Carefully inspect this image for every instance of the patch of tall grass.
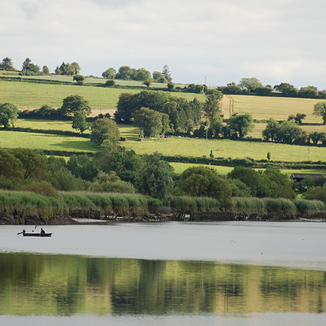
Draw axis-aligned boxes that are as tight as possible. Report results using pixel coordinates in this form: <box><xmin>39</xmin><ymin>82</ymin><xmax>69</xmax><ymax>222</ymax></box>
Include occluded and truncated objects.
<box><xmin>170</xmin><ymin>196</ymin><xmax>221</xmax><ymax>212</ymax></box>
<box><xmin>232</xmin><ymin>197</ymin><xmax>266</xmax><ymax>214</ymax></box>
<box><xmin>262</xmin><ymin>198</ymin><xmax>297</xmax><ymax>217</ymax></box>
<box><xmin>294</xmin><ymin>198</ymin><xmax>326</xmax><ymax>214</ymax></box>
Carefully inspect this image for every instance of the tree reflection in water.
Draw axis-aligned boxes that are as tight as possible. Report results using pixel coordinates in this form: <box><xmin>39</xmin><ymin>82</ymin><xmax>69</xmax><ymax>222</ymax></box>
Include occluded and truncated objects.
<box><xmin>0</xmin><ymin>252</ymin><xmax>325</xmax><ymax>316</ymax></box>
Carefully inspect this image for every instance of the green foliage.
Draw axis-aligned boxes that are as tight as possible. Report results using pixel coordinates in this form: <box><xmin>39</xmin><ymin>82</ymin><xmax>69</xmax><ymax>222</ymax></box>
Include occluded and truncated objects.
<box><xmin>232</xmin><ymin>197</ymin><xmax>266</xmax><ymax>214</ymax></box>
<box><xmin>0</xmin><ymin>57</ymin><xmax>15</xmax><ymax>71</ymax></box>
<box><xmin>288</xmin><ymin>113</ymin><xmax>306</xmax><ymax>124</ymax></box>
<box><xmin>73</xmin><ymin>75</ymin><xmax>85</xmax><ymax>85</ymax></box>
<box><xmin>20</xmin><ymin>58</ymin><xmax>40</xmax><ymax>76</ymax></box>
<box><xmin>55</xmin><ymin>62</ymin><xmax>80</xmax><ymax>75</ymax></box>
<box><xmin>20</xmin><ymin>181</ymin><xmax>58</xmax><ymax>197</ymax></box>
<box><xmin>94</xmin><ymin>145</ymin><xmax>142</xmax><ymax>183</ymax></box>
<box><xmin>72</xmin><ymin>111</ymin><xmax>89</xmax><ymax>134</ymax></box>
<box><xmin>178</xmin><ymin>166</ymin><xmax>233</xmax><ymax>210</ymax></box>
<box><xmin>303</xmin><ymin>185</ymin><xmax>326</xmax><ymax>203</ymax></box>
<box><xmin>9</xmin><ymin>148</ymin><xmax>47</xmax><ymax>179</ymax></box>
<box><xmin>204</xmin><ymin>90</ymin><xmax>223</xmax><ymax>120</ymax></box>
<box><xmin>0</xmin><ymin>149</ymin><xmax>24</xmax><ymax>179</ymax></box>
<box><xmin>105</xmin><ymin>79</ymin><xmax>115</xmax><ymax>87</ymax></box>
<box><xmin>227</xmin><ymin>113</ymin><xmax>254</xmax><ymax>138</ymax></box>
<box><xmin>294</xmin><ymin>198</ymin><xmax>325</xmax><ymax>214</ymax></box>
<box><xmin>274</xmin><ymin>83</ymin><xmax>298</xmax><ymax>97</ymax></box>
<box><xmin>0</xmin><ymin>102</ymin><xmax>18</xmax><ymax>128</ymax></box>
<box><xmin>162</xmin><ymin>65</ymin><xmax>172</xmax><ymax>82</ymax></box>
<box><xmin>90</xmin><ymin>118</ymin><xmax>120</xmax><ymax>145</ymax></box>
<box><xmin>262</xmin><ymin>198</ymin><xmax>297</xmax><ymax>217</ymax></box>
<box><xmin>133</xmin><ymin>107</ymin><xmax>169</xmax><ymax>137</ymax></box>
<box><xmin>263</xmin><ymin>119</ymin><xmax>305</xmax><ymax>144</ymax></box>
<box><xmin>209</xmin><ymin>115</ymin><xmax>224</xmax><ymax>138</ymax></box>
<box><xmin>228</xmin><ymin>167</ymin><xmax>272</xmax><ymax>198</ymax></box>
<box><xmin>60</xmin><ymin>95</ymin><xmax>92</xmax><ymax>117</ymax></box>
<box><xmin>239</xmin><ymin>77</ymin><xmax>263</xmax><ymax>92</ymax></box>
<box><xmin>313</xmin><ymin>102</ymin><xmax>326</xmax><ymax>124</ymax></box>
<box><xmin>135</xmin><ymin>152</ymin><xmax>174</xmax><ymax>201</ymax></box>
<box><xmin>89</xmin><ymin>171</ymin><xmax>135</xmax><ymax>193</ymax></box>
<box><xmin>102</xmin><ymin>68</ymin><xmax>116</xmax><ymax>79</ymax></box>
<box><xmin>67</xmin><ymin>154</ymin><xmax>99</xmax><ymax>181</ymax></box>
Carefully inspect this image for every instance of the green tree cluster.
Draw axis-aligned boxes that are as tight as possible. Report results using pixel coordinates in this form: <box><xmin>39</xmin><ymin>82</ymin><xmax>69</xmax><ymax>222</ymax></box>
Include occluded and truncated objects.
<box><xmin>0</xmin><ymin>57</ymin><xmax>15</xmax><ymax>71</ymax></box>
<box><xmin>20</xmin><ymin>58</ymin><xmax>40</xmax><ymax>75</ymax></box>
<box><xmin>115</xmin><ymin>90</ymin><xmax>202</xmax><ymax>134</ymax></box>
<box><xmin>55</xmin><ymin>62</ymin><xmax>80</xmax><ymax>75</ymax></box>
<box><xmin>133</xmin><ymin>107</ymin><xmax>170</xmax><ymax>138</ymax></box>
<box><xmin>0</xmin><ymin>103</ymin><xmax>19</xmax><ymax>128</ymax></box>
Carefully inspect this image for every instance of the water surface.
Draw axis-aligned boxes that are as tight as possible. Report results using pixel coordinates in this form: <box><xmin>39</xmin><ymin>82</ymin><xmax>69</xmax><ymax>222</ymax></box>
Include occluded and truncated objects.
<box><xmin>1</xmin><ymin>222</ymin><xmax>325</xmax><ymax>325</ymax></box>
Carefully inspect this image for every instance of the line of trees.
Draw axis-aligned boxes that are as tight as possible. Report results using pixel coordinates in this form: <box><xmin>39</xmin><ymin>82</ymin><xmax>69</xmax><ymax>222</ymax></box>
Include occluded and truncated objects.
<box><xmin>218</xmin><ymin>78</ymin><xmax>326</xmax><ymax>99</ymax></box>
<box><xmin>2</xmin><ymin>144</ymin><xmax>325</xmax><ymax>212</ymax></box>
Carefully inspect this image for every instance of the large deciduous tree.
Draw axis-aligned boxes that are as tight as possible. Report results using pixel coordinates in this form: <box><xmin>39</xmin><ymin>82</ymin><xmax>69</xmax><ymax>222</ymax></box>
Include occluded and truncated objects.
<box><xmin>239</xmin><ymin>78</ymin><xmax>263</xmax><ymax>92</ymax></box>
<box><xmin>72</xmin><ymin>111</ymin><xmax>89</xmax><ymax>133</ymax></box>
<box><xmin>135</xmin><ymin>152</ymin><xmax>174</xmax><ymax>201</ymax></box>
<box><xmin>313</xmin><ymin>102</ymin><xmax>326</xmax><ymax>124</ymax></box>
<box><xmin>133</xmin><ymin>107</ymin><xmax>170</xmax><ymax>138</ymax></box>
<box><xmin>60</xmin><ymin>95</ymin><xmax>92</xmax><ymax>117</ymax></box>
<box><xmin>102</xmin><ymin>68</ymin><xmax>116</xmax><ymax>79</ymax></box>
<box><xmin>0</xmin><ymin>103</ymin><xmax>19</xmax><ymax>128</ymax></box>
<box><xmin>0</xmin><ymin>57</ymin><xmax>15</xmax><ymax>71</ymax></box>
<box><xmin>179</xmin><ymin>166</ymin><xmax>233</xmax><ymax>209</ymax></box>
<box><xmin>9</xmin><ymin>148</ymin><xmax>47</xmax><ymax>179</ymax></box>
<box><xmin>90</xmin><ymin>118</ymin><xmax>120</xmax><ymax>145</ymax></box>
<box><xmin>227</xmin><ymin>113</ymin><xmax>254</xmax><ymax>138</ymax></box>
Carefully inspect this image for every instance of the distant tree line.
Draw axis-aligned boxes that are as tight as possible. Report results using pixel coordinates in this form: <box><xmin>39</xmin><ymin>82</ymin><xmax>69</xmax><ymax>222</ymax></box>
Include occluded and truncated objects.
<box><xmin>218</xmin><ymin>78</ymin><xmax>326</xmax><ymax>100</ymax></box>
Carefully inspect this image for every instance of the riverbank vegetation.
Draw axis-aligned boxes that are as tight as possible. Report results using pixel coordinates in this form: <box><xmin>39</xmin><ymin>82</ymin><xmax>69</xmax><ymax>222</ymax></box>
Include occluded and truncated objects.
<box><xmin>1</xmin><ymin>64</ymin><xmax>326</xmax><ymax>222</ymax></box>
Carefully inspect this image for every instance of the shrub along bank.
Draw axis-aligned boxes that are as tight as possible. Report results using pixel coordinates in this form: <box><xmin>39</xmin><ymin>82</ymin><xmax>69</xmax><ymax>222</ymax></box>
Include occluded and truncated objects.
<box><xmin>0</xmin><ymin>190</ymin><xmax>325</xmax><ymax>225</ymax></box>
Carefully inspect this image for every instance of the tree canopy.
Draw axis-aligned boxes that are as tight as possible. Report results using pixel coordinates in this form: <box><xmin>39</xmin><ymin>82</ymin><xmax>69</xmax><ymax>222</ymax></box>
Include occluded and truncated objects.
<box><xmin>60</xmin><ymin>95</ymin><xmax>92</xmax><ymax>117</ymax></box>
<box><xmin>227</xmin><ymin>113</ymin><xmax>254</xmax><ymax>138</ymax></box>
<box><xmin>178</xmin><ymin>166</ymin><xmax>233</xmax><ymax>209</ymax></box>
<box><xmin>135</xmin><ymin>153</ymin><xmax>174</xmax><ymax>201</ymax></box>
<box><xmin>90</xmin><ymin>118</ymin><xmax>120</xmax><ymax>145</ymax></box>
<box><xmin>313</xmin><ymin>102</ymin><xmax>326</xmax><ymax>124</ymax></box>
<box><xmin>0</xmin><ymin>103</ymin><xmax>19</xmax><ymax>128</ymax></box>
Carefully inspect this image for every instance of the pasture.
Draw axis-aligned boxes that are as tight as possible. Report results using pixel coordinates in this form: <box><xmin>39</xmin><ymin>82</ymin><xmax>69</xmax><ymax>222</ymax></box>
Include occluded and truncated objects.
<box><xmin>0</xmin><ymin>80</ymin><xmax>206</xmax><ymax>116</ymax></box>
<box><xmin>7</xmin><ymin>119</ymin><xmax>326</xmax><ymax>163</ymax></box>
<box><xmin>122</xmin><ymin>137</ymin><xmax>326</xmax><ymax>163</ymax></box>
<box><xmin>0</xmin><ymin>131</ymin><xmax>97</xmax><ymax>152</ymax></box>
<box><xmin>169</xmin><ymin>162</ymin><xmax>326</xmax><ymax>176</ymax></box>
<box><xmin>1</xmin><ymin>78</ymin><xmax>326</xmax><ymax>124</ymax></box>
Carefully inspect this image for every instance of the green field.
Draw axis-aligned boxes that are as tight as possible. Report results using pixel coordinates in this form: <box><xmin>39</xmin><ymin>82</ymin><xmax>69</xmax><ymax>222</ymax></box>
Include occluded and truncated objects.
<box><xmin>122</xmin><ymin>137</ymin><xmax>326</xmax><ymax>162</ymax></box>
<box><xmin>4</xmin><ymin>119</ymin><xmax>326</xmax><ymax>163</ymax></box>
<box><xmin>0</xmin><ymin>131</ymin><xmax>97</xmax><ymax>152</ymax></box>
<box><xmin>1</xmin><ymin>78</ymin><xmax>326</xmax><ymax>124</ymax></box>
<box><xmin>0</xmin><ymin>80</ymin><xmax>206</xmax><ymax>117</ymax></box>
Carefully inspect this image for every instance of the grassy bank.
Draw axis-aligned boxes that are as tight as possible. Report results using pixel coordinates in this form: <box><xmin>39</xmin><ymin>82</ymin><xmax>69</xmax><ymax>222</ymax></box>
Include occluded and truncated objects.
<box><xmin>0</xmin><ymin>190</ymin><xmax>324</xmax><ymax>224</ymax></box>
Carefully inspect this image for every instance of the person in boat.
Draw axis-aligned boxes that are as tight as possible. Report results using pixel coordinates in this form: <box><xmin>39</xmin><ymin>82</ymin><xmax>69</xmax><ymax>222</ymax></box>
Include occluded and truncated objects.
<box><xmin>40</xmin><ymin>228</ymin><xmax>45</xmax><ymax>234</ymax></box>
<box><xmin>17</xmin><ymin>229</ymin><xmax>26</xmax><ymax>235</ymax></box>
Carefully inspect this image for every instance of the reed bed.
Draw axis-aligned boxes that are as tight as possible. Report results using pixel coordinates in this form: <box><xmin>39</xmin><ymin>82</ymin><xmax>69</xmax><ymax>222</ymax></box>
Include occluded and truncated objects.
<box><xmin>294</xmin><ymin>198</ymin><xmax>326</xmax><ymax>214</ymax></box>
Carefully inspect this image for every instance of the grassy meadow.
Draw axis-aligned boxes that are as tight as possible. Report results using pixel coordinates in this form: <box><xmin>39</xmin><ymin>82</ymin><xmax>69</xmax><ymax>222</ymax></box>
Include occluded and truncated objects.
<box><xmin>0</xmin><ymin>80</ymin><xmax>206</xmax><ymax>117</ymax></box>
<box><xmin>0</xmin><ymin>131</ymin><xmax>97</xmax><ymax>152</ymax></box>
<box><xmin>122</xmin><ymin>137</ymin><xmax>326</xmax><ymax>163</ymax></box>
<box><xmin>1</xmin><ymin>78</ymin><xmax>326</xmax><ymax>123</ymax></box>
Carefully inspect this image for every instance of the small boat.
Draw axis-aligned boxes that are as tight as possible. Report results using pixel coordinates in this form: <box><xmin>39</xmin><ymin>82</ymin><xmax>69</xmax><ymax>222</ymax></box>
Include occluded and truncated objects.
<box><xmin>22</xmin><ymin>232</ymin><xmax>52</xmax><ymax>237</ymax></box>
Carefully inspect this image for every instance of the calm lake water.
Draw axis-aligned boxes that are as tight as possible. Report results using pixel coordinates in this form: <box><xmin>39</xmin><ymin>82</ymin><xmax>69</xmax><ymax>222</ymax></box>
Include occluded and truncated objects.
<box><xmin>0</xmin><ymin>221</ymin><xmax>325</xmax><ymax>325</ymax></box>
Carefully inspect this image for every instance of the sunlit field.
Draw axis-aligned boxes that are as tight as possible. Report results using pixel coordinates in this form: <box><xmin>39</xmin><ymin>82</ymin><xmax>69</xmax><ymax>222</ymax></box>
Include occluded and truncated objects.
<box><xmin>0</xmin><ymin>80</ymin><xmax>206</xmax><ymax>115</ymax></box>
<box><xmin>122</xmin><ymin>137</ymin><xmax>326</xmax><ymax>162</ymax></box>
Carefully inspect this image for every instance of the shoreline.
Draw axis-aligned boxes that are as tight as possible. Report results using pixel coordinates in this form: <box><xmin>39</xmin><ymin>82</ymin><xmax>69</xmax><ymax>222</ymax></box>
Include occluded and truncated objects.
<box><xmin>1</xmin><ymin>211</ymin><xmax>326</xmax><ymax>225</ymax></box>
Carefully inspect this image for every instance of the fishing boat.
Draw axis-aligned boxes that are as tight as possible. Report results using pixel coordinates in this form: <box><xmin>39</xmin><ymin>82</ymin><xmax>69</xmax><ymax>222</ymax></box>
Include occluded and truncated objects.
<box><xmin>22</xmin><ymin>232</ymin><xmax>52</xmax><ymax>237</ymax></box>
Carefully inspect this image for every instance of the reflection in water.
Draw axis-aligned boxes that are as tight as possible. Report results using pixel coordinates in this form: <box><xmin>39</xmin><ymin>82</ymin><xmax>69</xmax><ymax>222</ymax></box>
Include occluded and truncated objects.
<box><xmin>0</xmin><ymin>252</ymin><xmax>325</xmax><ymax>316</ymax></box>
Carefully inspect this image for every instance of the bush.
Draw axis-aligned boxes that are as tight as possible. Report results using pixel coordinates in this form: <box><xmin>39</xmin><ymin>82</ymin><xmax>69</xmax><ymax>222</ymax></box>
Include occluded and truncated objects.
<box><xmin>105</xmin><ymin>80</ymin><xmax>115</xmax><ymax>87</ymax></box>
